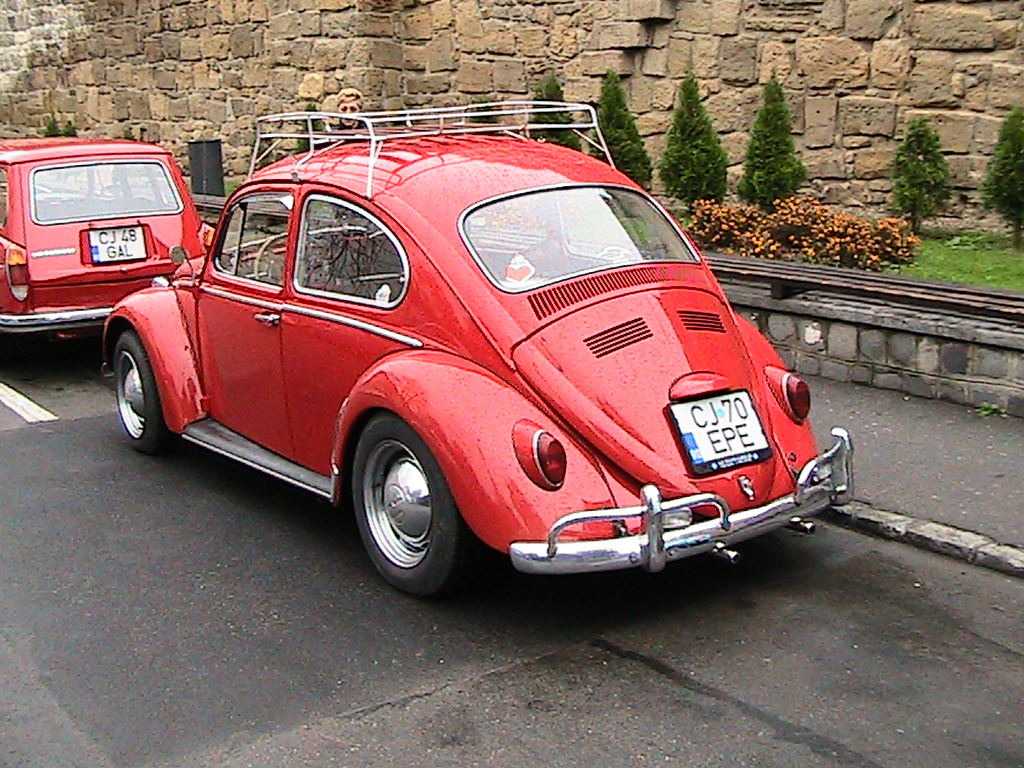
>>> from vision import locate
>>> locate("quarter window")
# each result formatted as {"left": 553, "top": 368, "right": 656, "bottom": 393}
{"left": 295, "top": 196, "right": 406, "bottom": 306}
{"left": 214, "top": 193, "right": 292, "bottom": 287}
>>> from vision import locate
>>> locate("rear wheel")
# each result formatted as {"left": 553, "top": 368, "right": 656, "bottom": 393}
{"left": 113, "top": 330, "right": 170, "bottom": 454}
{"left": 352, "top": 413, "right": 478, "bottom": 597}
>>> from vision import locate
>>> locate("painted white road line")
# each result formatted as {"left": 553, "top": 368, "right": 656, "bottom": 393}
{"left": 0, "top": 382, "right": 58, "bottom": 423}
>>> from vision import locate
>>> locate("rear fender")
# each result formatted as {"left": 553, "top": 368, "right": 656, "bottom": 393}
{"left": 734, "top": 315, "right": 818, "bottom": 466}
{"left": 333, "top": 350, "right": 616, "bottom": 552}
{"left": 103, "top": 287, "right": 205, "bottom": 433}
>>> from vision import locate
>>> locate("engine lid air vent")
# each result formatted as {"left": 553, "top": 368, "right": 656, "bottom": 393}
{"left": 529, "top": 264, "right": 691, "bottom": 320}
{"left": 584, "top": 317, "right": 653, "bottom": 359}
{"left": 677, "top": 309, "right": 726, "bottom": 333}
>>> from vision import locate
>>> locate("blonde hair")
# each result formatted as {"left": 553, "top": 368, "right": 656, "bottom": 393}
{"left": 338, "top": 87, "right": 363, "bottom": 104}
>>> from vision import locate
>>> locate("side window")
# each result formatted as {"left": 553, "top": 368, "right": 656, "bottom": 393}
{"left": 214, "top": 193, "right": 292, "bottom": 287}
{"left": 295, "top": 196, "right": 406, "bottom": 306}
{"left": 0, "top": 168, "right": 8, "bottom": 229}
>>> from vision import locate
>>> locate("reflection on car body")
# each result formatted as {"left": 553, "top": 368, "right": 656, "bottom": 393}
{"left": 103, "top": 102, "right": 853, "bottom": 597}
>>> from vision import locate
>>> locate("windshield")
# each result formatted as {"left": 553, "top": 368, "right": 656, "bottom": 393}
{"left": 462, "top": 186, "right": 698, "bottom": 292}
{"left": 31, "top": 160, "right": 183, "bottom": 224}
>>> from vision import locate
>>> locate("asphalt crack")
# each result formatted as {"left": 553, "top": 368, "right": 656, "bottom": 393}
{"left": 592, "top": 637, "right": 889, "bottom": 768}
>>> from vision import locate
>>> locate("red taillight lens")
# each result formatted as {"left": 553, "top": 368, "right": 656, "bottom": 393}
{"left": 764, "top": 366, "right": 811, "bottom": 423}
{"left": 784, "top": 373, "right": 811, "bottom": 422}
{"left": 513, "top": 420, "right": 567, "bottom": 490}
{"left": 535, "top": 431, "right": 567, "bottom": 488}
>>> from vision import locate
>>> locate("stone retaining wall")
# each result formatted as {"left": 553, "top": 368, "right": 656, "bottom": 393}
{"left": 0, "top": 0, "right": 1022, "bottom": 228}
{"left": 724, "top": 283, "right": 1024, "bottom": 417}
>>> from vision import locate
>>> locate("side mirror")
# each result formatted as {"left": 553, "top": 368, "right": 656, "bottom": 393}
{"left": 169, "top": 245, "right": 188, "bottom": 265}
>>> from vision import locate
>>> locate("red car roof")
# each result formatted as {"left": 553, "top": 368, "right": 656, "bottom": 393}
{"left": 250, "top": 135, "right": 636, "bottom": 213}
{"left": 0, "top": 138, "right": 171, "bottom": 165}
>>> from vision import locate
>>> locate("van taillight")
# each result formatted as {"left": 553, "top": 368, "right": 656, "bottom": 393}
{"left": 3, "top": 243, "right": 29, "bottom": 301}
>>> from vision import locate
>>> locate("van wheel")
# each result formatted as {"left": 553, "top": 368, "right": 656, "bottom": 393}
{"left": 113, "top": 330, "right": 170, "bottom": 454}
{"left": 352, "top": 413, "right": 478, "bottom": 597}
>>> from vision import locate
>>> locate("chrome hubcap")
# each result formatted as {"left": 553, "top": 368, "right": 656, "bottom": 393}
{"left": 117, "top": 352, "right": 146, "bottom": 439}
{"left": 363, "top": 440, "right": 432, "bottom": 568}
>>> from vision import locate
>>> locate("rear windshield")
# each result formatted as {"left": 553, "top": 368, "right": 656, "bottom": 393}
{"left": 31, "top": 160, "right": 183, "bottom": 224}
{"left": 462, "top": 186, "right": 699, "bottom": 292}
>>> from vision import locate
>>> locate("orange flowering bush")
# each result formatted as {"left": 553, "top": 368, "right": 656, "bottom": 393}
{"left": 689, "top": 197, "right": 918, "bottom": 271}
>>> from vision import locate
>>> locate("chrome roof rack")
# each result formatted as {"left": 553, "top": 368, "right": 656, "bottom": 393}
{"left": 248, "top": 100, "right": 613, "bottom": 199}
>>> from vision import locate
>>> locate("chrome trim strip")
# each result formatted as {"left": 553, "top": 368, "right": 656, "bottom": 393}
{"left": 200, "top": 285, "right": 423, "bottom": 347}
{"left": 510, "top": 427, "right": 854, "bottom": 576}
{"left": 286, "top": 303, "right": 423, "bottom": 348}
{"left": 181, "top": 427, "right": 332, "bottom": 500}
{"left": 200, "top": 285, "right": 282, "bottom": 311}
{"left": 0, "top": 306, "right": 113, "bottom": 332}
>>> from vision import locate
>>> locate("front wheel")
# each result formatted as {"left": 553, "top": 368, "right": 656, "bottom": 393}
{"left": 351, "top": 413, "right": 478, "bottom": 597}
{"left": 113, "top": 330, "right": 170, "bottom": 454}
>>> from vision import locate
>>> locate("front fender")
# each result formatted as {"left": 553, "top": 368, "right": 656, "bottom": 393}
{"left": 333, "top": 350, "right": 617, "bottom": 552}
{"left": 103, "top": 287, "right": 205, "bottom": 433}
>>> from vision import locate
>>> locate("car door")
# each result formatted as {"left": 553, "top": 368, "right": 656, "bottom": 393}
{"left": 198, "top": 190, "right": 295, "bottom": 457}
{"left": 281, "top": 191, "right": 412, "bottom": 474}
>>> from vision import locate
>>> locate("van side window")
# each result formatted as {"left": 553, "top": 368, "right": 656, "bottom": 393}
{"left": 295, "top": 196, "right": 407, "bottom": 307}
{"left": 214, "top": 194, "right": 292, "bottom": 287}
{"left": 0, "top": 168, "right": 8, "bottom": 229}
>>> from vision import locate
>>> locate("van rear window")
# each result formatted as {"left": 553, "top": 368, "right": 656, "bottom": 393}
{"left": 32, "top": 160, "right": 183, "bottom": 224}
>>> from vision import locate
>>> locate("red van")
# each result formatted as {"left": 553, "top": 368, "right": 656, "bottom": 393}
{"left": 0, "top": 138, "right": 206, "bottom": 338}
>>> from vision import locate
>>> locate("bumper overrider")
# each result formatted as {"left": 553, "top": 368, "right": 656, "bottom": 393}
{"left": 509, "top": 427, "right": 854, "bottom": 575}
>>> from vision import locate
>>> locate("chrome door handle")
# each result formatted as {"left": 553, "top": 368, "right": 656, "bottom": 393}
{"left": 253, "top": 311, "right": 281, "bottom": 327}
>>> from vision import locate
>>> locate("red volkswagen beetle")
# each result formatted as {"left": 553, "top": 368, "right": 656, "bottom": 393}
{"left": 103, "top": 103, "right": 852, "bottom": 596}
{"left": 0, "top": 137, "right": 205, "bottom": 339}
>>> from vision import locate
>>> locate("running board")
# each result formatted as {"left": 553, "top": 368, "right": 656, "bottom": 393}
{"left": 182, "top": 419, "right": 333, "bottom": 499}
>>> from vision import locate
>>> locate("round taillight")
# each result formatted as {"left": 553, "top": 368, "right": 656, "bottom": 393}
{"left": 535, "top": 431, "right": 567, "bottom": 488}
{"left": 784, "top": 373, "right": 811, "bottom": 422}
{"left": 513, "top": 420, "right": 567, "bottom": 490}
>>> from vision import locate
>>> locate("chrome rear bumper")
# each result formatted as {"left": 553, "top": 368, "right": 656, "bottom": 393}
{"left": 509, "top": 427, "right": 853, "bottom": 575}
{"left": 0, "top": 307, "right": 113, "bottom": 333}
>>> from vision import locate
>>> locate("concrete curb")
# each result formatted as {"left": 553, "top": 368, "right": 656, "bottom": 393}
{"left": 824, "top": 502, "right": 1024, "bottom": 579}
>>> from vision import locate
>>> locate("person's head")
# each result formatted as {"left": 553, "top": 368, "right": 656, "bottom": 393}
{"left": 338, "top": 87, "right": 363, "bottom": 116}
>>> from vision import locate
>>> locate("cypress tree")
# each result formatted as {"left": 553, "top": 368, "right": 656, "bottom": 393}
{"left": 738, "top": 74, "right": 805, "bottom": 211}
{"left": 594, "top": 70, "right": 652, "bottom": 188}
{"left": 659, "top": 71, "right": 728, "bottom": 213}
{"left": 982, "top": 106, "right": 1024, "bottom": 250}
{"left": 531, "top": 75, "right": 582, "bottom": 151}
{"left": 891, "top": 116, "right": 950, "bottom": 234}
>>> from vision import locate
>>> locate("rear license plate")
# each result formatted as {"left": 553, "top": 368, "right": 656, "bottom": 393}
{"left": 670, "top": 391, "right": 772, "bottom": 476}
{"left": 89, "top": 225, "right": 146, "bottom": 263}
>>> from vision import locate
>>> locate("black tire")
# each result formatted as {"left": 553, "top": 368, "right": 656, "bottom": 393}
{"left": 351, "top": 413, "right": 479, "bottom": 597}
{"left": 113, "top": 330, "right": 171, "bottom": 454}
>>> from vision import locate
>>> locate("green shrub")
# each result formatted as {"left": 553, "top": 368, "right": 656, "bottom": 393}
{"left": 690, "top": 197, "right": 918, "bottom": 271}
{"left": 891, "top": 116, "right": 950, "bottom": 234}
{"left": 531, "top": 76, "right": 581, "bottom": 151}
{"left": 61, "top": 121, "right": 77, "bottom": 137}
{"left": 982, "top": 106, "right": 1024, "bottom": 250}
{"left": 738, "top": 75, "right": 805, "bottom": 211}
{"left": 659, "top": 71, "right": 728, "bottom": 213}
{"left": 42, "top": 115, "right": 61, "bottom": 137}
{"left": 593, "top": 71, "right": 652, "bottom": 188}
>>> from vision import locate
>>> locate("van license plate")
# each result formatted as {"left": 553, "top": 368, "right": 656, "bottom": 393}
{"left": 89, "top": 226, "right": 146, "bottom": 263}
{"left": 670, "top": 391, "right": 772, "bottom": 476}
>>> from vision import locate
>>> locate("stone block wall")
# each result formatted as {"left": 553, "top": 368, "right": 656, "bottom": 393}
{"left": 0, "top": 0, "right": 1022, "bottom": 228}
{"left": 726, "top": 284, "right": 1024, "bottom": 417}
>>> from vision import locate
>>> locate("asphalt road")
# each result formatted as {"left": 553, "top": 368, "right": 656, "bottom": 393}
{"left": 1, "top": 338, "right": 1022, "bottom": 768}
